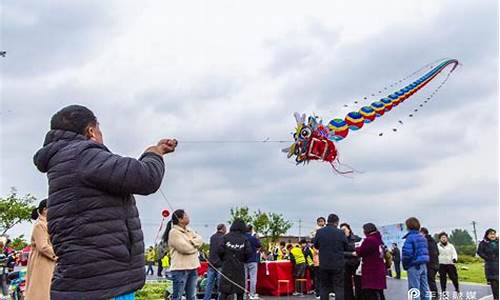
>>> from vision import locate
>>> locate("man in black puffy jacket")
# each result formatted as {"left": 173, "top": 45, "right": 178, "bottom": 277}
{"left": 33, "top": 105, "right": 177, "bottom": 300}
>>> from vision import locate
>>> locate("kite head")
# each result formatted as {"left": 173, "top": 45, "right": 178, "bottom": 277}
{"left": 283, "top": 113, "right": 338, "bottom": 164}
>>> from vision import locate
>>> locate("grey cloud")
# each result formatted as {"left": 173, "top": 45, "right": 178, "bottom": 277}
{"left": 270, "top": 0, "right": 498, "bottom": 113}
{"left": 1, "top": 0, "right": 126, "bottom": 77}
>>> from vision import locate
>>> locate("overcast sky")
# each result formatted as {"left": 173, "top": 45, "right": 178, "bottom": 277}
{"left": 1, "top": 0, "right": 498, "bottom": 245}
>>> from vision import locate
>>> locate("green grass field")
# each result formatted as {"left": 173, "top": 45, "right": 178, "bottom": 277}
{"left": 455, "top": 262, "right": 486, "bottom": 283}
{"left": 400, "top": 262, "right": 486, "bottom": 284}
{"left": 136, "top": 281, "right": 171, "bottom": 300}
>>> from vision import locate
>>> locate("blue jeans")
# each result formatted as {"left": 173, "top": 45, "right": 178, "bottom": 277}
{"left": 408, "top": 264, "right": 431, "bottom": 300}
{"left": 244, "top": 262, "right": 258, "bottom": 296}
{"left": 203, "top": 266, "right": 221, "bottom": 300}
{"left": 172, "top": 269, "right": 198, "bottom": 300}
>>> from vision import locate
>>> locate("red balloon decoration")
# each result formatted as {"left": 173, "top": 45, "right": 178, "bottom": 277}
{"left": 162, "top": 209, "right": 170, "bottom": 218}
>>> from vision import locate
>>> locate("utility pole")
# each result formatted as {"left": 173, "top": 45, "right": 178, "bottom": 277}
{"left": 298, "top": 219, "right": 302, "bottom": 241}
{"left": 471, "top": 221, "right": 478, "bottom": 245}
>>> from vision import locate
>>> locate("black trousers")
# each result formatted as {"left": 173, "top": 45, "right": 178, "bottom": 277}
{"left": 309, "top": 266, "right": 318, "bottom": 295}
{"left": 439, "top": 264, "right": 459, "bottom": 292}
{"left": 319, "top": 268, "right": 344, "bottom": 300}
{"left": 489, "top": 279, "right": 498, "bottom": 300}
{"left": 427, "top": 266, "right": 438, "bottom": 300}
{"left": 344, "top": 265, "right": 358, "bottom": 300}
{"left": 427, "top": 265, "right": 439, "bottom": 300}
{"left": 313, "top": 266, "right": 321, "bottom": 296}
{"left": 354, "top": 275, "right": 362, "bottom": 300}
{"left": 157, "top": 258, "right": 164, "bottom": 277}
{"left": 361, "top": 289, "right": 385, "bottom": 300}
{"left": 394, "top": 261, "right": 401, "bottom": 279}
{"left": 219, "top": 293, "right": 243, "bottom": 300}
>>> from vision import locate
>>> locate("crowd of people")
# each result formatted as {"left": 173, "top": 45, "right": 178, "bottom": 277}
{"left": 147, "top": 212, "right": 498, "bottom": 300}
{"left": 1, "top": 104, "right": 496, "bottom": 300}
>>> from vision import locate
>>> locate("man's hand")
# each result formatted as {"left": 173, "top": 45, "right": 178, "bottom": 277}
{"left": 146, "top": 138, "right": 178, "bottom": 156}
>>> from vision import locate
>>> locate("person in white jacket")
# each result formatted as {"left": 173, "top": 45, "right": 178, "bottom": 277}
{"left": 163, "top": 209, "right": 203, "bottom": 300}
{"left": 437, "top": 232, "right": 459, "bottom": 293}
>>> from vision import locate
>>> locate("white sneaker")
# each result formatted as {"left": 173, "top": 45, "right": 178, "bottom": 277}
{"left": 250, "top": 295, "right": 260, "bottom": 300}
{"left": 329, "top": 292, "right": 335, "bottom": 298}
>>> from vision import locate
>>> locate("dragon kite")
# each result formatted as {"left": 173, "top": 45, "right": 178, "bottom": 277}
{"left": 283, "top": 58, "right": 460, "bottom": 170}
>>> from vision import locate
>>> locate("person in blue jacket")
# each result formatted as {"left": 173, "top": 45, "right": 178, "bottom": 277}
{"left": 402, "top": 217, "right": 430, "bottom": 300}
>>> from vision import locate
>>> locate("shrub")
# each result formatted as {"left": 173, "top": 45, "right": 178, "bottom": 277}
{"left": 455, "top": 244, "right": 477, "bottom": 257}
{"left": 136, "top": 282, "right": 170, "bottom": 300}
{"left": 457, "top": 255, "right": 482, "bottom": 264}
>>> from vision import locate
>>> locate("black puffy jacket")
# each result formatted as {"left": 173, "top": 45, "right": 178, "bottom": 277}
{"left": 217, "top": 221, "right": 252, "bottom": 295}
{"left": 344, "top": 234, "right": 362, "bottom": 269}
{"left": 33, "top": 130, "right": 165, "bottom": 300}
{"left": 424, "top": 234, "right": 439, "bottom": 271}
{"left": 477, "top": 239, "right": 499, "bottom": 280}
{"left": 208, "top": 232, "right": 225, "bottom": 268}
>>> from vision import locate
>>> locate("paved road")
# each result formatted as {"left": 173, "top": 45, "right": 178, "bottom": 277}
{"left": 264, "top": 278, "right": 493, "bottom": 300}
{"left": 147, "top": 269, "right": 493, "bottom": 300}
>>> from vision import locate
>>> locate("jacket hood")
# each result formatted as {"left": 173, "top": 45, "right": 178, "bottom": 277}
{"left": 230, "top": 220, "right": 246, "bottom": 233}
{"left": 33, "top": 129, "right": 97, "bottom": 173}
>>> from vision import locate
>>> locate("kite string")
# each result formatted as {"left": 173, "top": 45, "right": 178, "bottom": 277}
{"left": 327, "top": 58, "right": 446, "bottom": 119}
{"left": 362, "top": 61, "right": 457, "bottom": 137}
{"left": 154, "top": 217, "right": 166, "bottom": 244}
{"left": 178, "top": 139, "right": 289, "bottom": 144}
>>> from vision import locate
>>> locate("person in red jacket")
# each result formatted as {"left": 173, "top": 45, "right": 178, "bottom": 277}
{"left": 354, "top": 223, "right": 387, "bottom": 300}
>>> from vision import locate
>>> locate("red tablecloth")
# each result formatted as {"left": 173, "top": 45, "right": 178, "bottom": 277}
{"left": 256, "top": 261, "right": 312, "bottom": 296}
{"left": 198, "top": 261, "right": 209, "bottom": 276}
{"left": 197, "top": 261, "right": 312, "bottom": 296}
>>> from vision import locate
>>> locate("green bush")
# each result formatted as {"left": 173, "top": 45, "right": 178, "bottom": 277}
{"left": 136, "top": 282, "right": 171, "bottom": 300}
{"left": 455, "top": 244, "right": 477, "bottom": 257}
{"left": 458, "top": 255, "right": 482, "bottom": 264}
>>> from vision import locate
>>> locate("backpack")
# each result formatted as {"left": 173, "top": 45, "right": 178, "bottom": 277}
{"left": 383, "top": 248, "right": 393, "bottom": 269}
